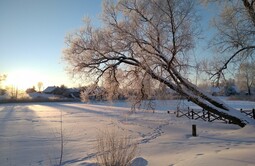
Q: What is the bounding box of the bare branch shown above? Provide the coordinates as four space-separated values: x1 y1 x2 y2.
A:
210 45 255 79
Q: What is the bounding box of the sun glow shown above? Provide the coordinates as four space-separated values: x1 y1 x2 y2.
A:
4 70 46 91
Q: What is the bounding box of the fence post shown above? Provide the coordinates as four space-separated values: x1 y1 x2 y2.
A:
191 109 194 119
253 109 255 119
176 106 179 117
192 124 197 137
240 108 243 113
202 109 205 118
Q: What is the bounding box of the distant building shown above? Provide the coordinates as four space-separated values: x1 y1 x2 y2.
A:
43 86 63 95
43 86 81 99
63 88 81 99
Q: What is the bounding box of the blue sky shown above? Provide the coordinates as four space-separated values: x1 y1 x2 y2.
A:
0 0 102 89
0 0 216 90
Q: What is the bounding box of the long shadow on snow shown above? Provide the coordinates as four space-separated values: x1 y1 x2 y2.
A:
51 102 127 120
0 103 40 134
0 103 55 166
61 152 98 165
44 103 136 164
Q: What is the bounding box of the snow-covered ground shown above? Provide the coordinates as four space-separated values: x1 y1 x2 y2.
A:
0 100 255 166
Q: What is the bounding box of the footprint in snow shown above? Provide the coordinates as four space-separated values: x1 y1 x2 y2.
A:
196 153 204 156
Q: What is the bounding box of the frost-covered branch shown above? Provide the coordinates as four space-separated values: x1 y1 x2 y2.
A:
210 46 255 80
63 0 254 127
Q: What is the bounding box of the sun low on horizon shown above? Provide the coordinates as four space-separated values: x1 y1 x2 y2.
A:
3 69 49 91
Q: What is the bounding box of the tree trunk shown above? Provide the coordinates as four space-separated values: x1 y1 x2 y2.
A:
149 69 255 128
248 86 251 96
187 96 248 127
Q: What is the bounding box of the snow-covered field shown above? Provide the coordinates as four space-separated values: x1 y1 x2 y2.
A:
0 100 255 166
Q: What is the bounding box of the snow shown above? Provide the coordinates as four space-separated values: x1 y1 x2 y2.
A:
0 100 254 166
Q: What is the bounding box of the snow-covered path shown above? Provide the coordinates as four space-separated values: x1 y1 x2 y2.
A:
0 101 255 166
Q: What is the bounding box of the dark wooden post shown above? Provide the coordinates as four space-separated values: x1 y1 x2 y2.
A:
253 109 255 119
192 124 197 137
191 109 194 119
208 111 211 122
202 109 205 118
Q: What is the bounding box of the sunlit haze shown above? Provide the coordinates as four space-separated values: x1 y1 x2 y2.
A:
4 69 48 90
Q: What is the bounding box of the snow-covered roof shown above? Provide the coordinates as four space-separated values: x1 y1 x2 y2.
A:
66 88 80 93
43 86 58 93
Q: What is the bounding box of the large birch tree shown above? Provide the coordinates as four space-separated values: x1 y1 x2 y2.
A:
63 0 254 127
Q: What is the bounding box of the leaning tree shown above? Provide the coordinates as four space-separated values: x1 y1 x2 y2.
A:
63 0 254 127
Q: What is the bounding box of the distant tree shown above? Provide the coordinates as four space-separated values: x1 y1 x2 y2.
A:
6 85 18 99
0 74 7 95
0 89 6 95
37 82 43 92
80 84 106 102
236 62 255 95
207 0 255 80
64 0 253 127
0 74 7 86
60 84 67 89
58 84 68 96
102 68 120 100
223 78 239 96
26 86 36 94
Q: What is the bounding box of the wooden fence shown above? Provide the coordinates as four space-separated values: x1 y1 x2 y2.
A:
240 108 255 119
175 107 255 123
